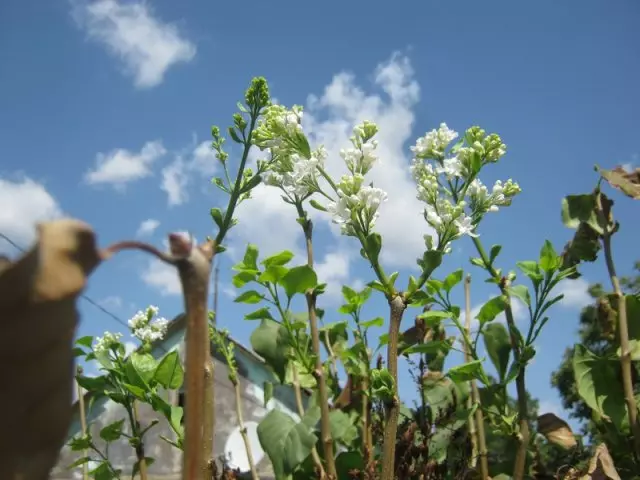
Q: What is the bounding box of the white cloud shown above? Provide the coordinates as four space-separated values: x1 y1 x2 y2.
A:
232 53 431 293
141 258 182 296
553 277 591 310
84 140 166 188
136 218 160 237
315 248 353 304
303 53 429 268
538 400 562 417
161 157 189 206
0 176 63 253
72 0 196 89
99 295 122 308
160 141 219 206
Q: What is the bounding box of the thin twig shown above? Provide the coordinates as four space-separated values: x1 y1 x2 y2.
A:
464 276 479 468
76 368 89 480
465 276 489 479
596 193 640 456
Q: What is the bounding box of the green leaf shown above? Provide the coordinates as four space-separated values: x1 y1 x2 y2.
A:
483 323 511 382
364 232 382 264
429 416 468 463
539 240 559 272
257 409 318 478
90 461 118 480
258 265 289 284
489 244 502 264
367 280 387 293
447 359 485 383
122 383 146 400
280 265 317 299
573 344 626 429
422 373 469 421
245 307 275 321
371 368 395 401
517 260 543 284
131 352 157 384
67 456 92 469
476 295 508 325
470 257 485 268
76 374 109 392
309 199 327 211
443 269 463 293
232 270 258 288
234 290 264 304
508 284 531 307
262 250 295 268
403 341 451 356
210 207 224 229
336 451 364 479
329 410 359 446
417 310 452 326
69 435 92 451
242 244 260 270
341 285 358 303
561 194 599 230
154 350 184 390
251 319 290 383
76 336 93 348
360 317 384 329
99 419 125 442
419 250 444 276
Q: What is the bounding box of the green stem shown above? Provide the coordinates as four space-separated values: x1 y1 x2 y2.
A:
471 235 529 480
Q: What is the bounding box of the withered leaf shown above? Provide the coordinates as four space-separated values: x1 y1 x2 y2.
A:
597 165 640 200
0 219 102 480
536 412 577 449
579 443 620 480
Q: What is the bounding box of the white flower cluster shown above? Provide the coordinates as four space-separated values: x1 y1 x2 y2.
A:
410 123 519 250
467 178 521 214
327 122 388 236
253 104 305 152
94 331 122 355
410 123 458 159
264 146 327 198
128 305 169 344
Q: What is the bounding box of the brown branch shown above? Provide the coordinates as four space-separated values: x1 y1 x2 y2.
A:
380 295 407 480
464 276 479 467
169 235 216 480
229 376 260 480
465 275 489 479
302 219 336 479
596 193 640 455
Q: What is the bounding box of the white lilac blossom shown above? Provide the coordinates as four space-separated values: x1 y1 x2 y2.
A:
410 123 458 159
326 122 387 236
264 146 327 198
467 178 521 214
128 306 169 344
253 104 305 155
327 183 388 236
94 331 122 355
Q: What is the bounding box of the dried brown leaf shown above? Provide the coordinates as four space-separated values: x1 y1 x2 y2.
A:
579 443 621 480
0 219 102 480
597 165 640 200
537 412 577 449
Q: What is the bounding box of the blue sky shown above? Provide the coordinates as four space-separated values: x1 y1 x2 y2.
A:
1 0 639 430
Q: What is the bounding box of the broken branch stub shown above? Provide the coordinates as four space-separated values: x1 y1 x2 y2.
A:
0 219 102 480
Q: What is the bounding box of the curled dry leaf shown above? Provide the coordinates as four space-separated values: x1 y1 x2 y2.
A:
537 412 577 449
578 443 620 480
0 219 102 480
597 165 640 200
